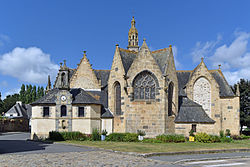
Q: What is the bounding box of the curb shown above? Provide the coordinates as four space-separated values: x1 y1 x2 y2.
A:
172 155 250 164
140 149 250 158
26 139 54 144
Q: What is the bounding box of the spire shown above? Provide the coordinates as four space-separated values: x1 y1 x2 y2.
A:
46 75 51 93
127 16 139 52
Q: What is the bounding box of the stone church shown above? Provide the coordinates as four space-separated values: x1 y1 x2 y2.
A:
31 17 240 139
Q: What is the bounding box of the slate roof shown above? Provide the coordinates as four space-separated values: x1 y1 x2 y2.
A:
101 108 114 118
151 48 170 74
5 102 31 119
94 70 110 87
175 97 215 124
31 88 102 105
210 70 235 97
176 70 235 97
119 48 137 74
119 48 170 74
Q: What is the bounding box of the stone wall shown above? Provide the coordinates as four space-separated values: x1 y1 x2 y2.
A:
0 118 29 132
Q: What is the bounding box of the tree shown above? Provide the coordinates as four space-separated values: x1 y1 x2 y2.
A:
232 79 250 133
0 92 3 115
19 84 26 103
31 85 37 102
25 84 32 104
0 94 20 113
40 86 45 97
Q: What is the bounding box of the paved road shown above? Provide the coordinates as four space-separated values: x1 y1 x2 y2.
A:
0 132 97 154
0 132 250 167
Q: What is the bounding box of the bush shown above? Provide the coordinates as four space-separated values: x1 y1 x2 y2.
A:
106 133 139 142
106 133 125 142
92 128 101 141
195 133 221 143
219 130 224 138
49 131 64 141
123 133 138 142
137 130 146 136
225 129 231 137
220 136 233 142
156 134 185 143
49 131 86 141
101 129 108 136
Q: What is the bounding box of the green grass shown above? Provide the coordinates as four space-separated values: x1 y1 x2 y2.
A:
59 140 250 153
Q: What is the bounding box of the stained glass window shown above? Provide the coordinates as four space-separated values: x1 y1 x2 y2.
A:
114 82 121 115
133 71 157 100
168 82 174 116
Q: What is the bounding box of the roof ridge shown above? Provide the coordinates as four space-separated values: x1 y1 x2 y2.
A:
151 48 169 53
94 69 111 72
119 48 138 53
176 70 193 72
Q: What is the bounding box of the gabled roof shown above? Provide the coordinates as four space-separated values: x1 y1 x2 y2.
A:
175 97 215 124
94 70 110 87
176 69 235 97
101 108 114 118
119 47 170 74
31 88 102 105
5 103 31 119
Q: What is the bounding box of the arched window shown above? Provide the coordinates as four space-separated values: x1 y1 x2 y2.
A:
193 77 211 117
114 82 121 115
61 105 67 117
133 71 157 100
168 82 174 116
61 72 65 86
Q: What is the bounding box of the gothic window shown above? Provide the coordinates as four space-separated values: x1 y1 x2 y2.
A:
43 107 49 117
61 72 65 86
61 105 67 117
78 107 84 117
133 71 157 100
114 82 121 115
193 77 211 117
168 82 174 116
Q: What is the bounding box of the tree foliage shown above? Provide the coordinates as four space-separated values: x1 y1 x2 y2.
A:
232 79 250 131
0 84 45 114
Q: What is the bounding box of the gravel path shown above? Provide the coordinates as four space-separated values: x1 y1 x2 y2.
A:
0 151 169 167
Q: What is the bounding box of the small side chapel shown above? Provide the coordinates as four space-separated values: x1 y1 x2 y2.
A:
31 17 240 139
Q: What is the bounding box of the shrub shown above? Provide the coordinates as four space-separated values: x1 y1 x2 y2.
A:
189 129 195 137
225 129 231 137
92 128 101 141
49 131 64 141
101 129 108 136
60 131 86 140
137 130 146 136
156 134 185 143
219 130 224 138
49 131 87 141
209 135 221 143
106 133 125 142
195 132 211 143
123 133 138 142
220 136 233 143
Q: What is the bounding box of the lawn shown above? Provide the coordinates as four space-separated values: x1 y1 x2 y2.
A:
60 140 250 153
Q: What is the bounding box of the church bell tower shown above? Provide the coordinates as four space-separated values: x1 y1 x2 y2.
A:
58 60 70 90
127 16 139 52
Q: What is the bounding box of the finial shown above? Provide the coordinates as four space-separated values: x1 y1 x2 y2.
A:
236 83 240 96
60 62 62 67
63 60 66 66
218 64 221 69
143 38 146 42
169 45 172 48
116 44 119 47
201 57 204 62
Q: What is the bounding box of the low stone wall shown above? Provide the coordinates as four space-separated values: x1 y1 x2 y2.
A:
0 118 29 132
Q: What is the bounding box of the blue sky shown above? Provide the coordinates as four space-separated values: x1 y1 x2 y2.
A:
0 0 250 99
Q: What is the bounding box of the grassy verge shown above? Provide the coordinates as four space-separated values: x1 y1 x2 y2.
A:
59 140 250 153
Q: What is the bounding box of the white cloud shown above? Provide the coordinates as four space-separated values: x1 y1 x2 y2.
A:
0 47 59 84
190 31 250 85
191 34 222 63
2 88 20 100
172 45 181 68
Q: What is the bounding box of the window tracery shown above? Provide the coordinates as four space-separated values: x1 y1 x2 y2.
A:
133 71 157 100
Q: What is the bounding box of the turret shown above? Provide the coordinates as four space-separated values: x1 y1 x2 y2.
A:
127 16 139 52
